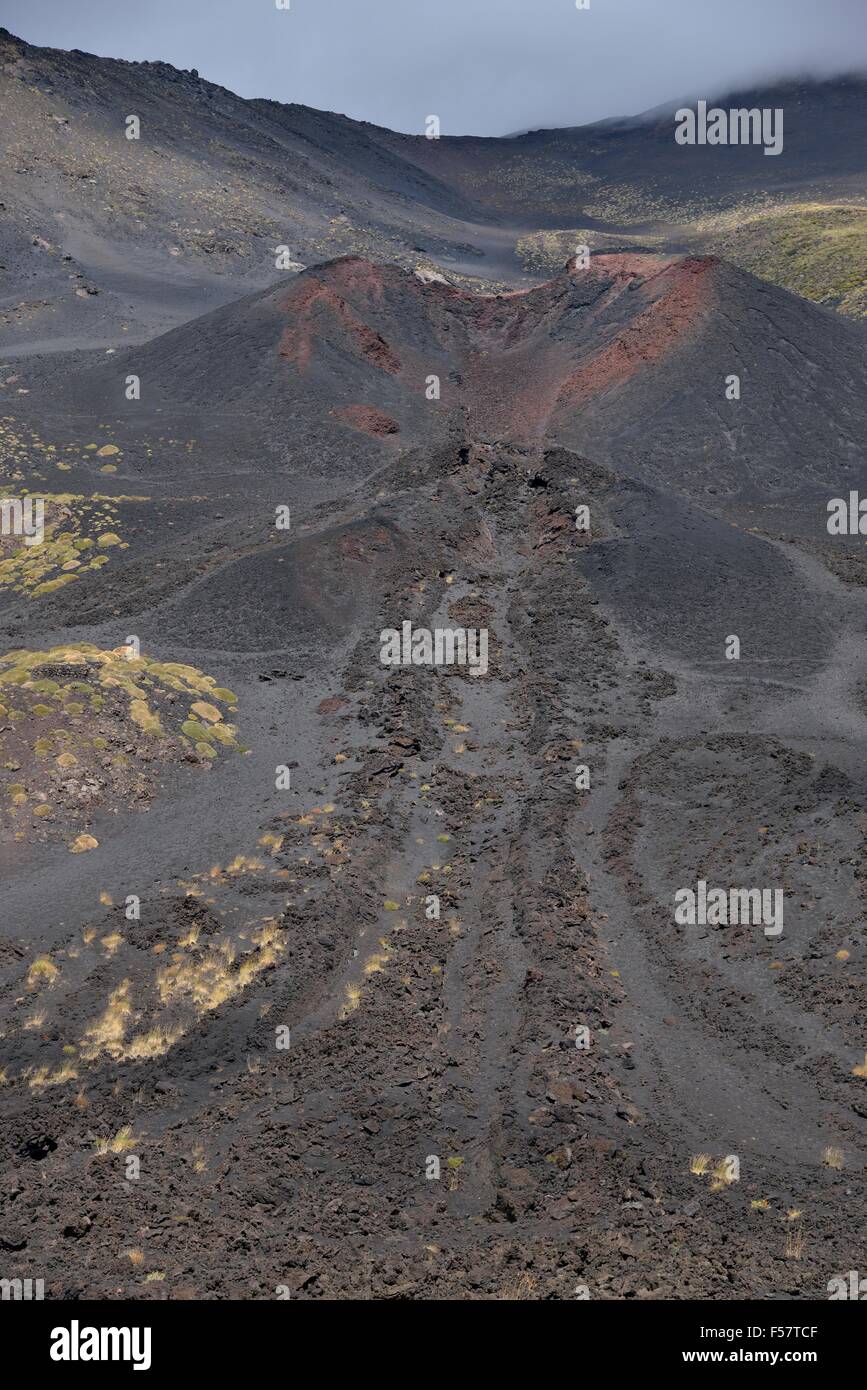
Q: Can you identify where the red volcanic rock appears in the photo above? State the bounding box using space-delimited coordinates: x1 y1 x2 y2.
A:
103 250 867 505
568 251 675 281
556 255 717 405
336 404 400 436
275 253 716 444
317 696 350 715
279 261 401 374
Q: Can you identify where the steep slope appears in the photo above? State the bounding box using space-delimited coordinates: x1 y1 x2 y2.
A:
2 24 866 353
23 251 866 521
0 27 498 352
1 430 865 1300
391 78 867 223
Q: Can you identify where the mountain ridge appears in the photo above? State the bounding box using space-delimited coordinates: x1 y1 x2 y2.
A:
3 26 867 353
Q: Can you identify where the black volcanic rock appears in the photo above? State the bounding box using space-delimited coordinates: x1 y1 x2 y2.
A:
40 251 867 512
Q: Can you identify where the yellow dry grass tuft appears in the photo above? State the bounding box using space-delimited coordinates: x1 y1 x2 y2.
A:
26 955 58 987
95 1125 141 1155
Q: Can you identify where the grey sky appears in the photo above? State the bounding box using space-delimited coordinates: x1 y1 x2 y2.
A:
4 0 867 136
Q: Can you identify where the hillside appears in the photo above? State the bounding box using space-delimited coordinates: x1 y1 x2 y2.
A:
2 27 866 356
1 27 866 1304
